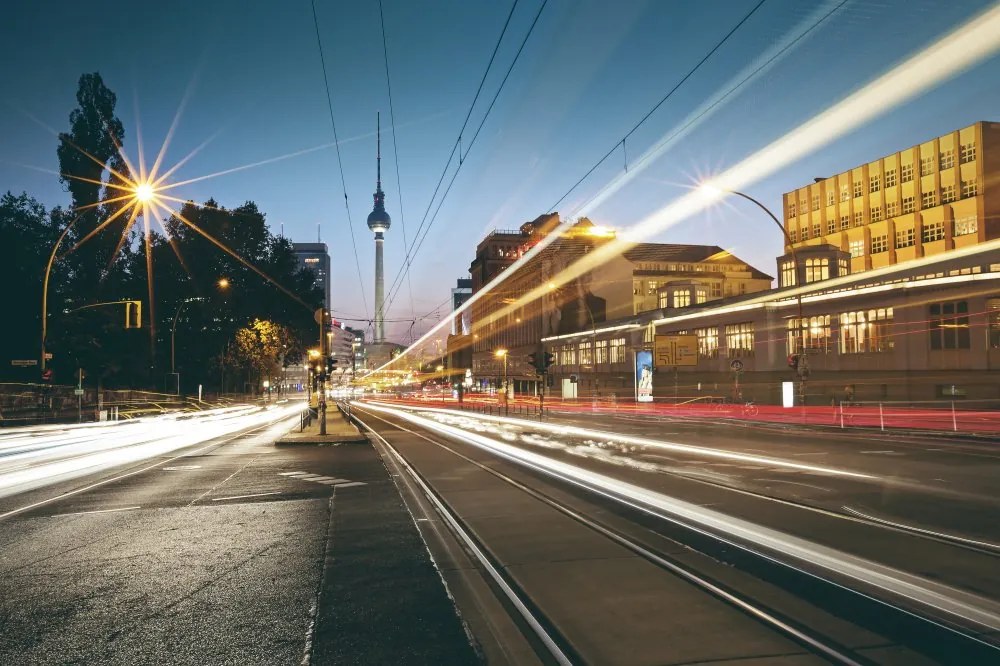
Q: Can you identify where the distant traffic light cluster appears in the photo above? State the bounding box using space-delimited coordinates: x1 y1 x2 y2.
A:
528 351 555 374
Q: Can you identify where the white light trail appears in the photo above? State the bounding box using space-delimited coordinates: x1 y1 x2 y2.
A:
361 402 1000 631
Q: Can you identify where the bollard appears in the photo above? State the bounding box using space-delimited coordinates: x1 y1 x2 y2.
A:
879 403 885 431
952 401 958 432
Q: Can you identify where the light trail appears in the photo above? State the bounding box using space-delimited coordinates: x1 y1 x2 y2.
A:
363 1 1000 378
360 401 1000 632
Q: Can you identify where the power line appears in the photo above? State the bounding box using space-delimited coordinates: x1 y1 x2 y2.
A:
547 0 769 213
385 0 548 311
377 0 415 320
310 0 370 319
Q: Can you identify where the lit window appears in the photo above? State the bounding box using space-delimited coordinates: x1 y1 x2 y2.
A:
885 169 897 187
725 322 754 358
578 341 593 365
658 291 669 309
595 339 608 364
902 196 915 214
886 201 898 217
648 281 658 295
954 216 978 236
895 228 915 248
849 239 864 258
961 179 978 198
929 301 969 350
869 175 880 193
840 309 894 353
853 181 863 198
853 212 864 227
960 142 977 163
780 260 796 287
939 149 954 170
805 257 829 283
871 206 883 222
840 215 850 231
921 190 937 208
673 292 690 308
922 220 945 243
788 316 832 355
901 163 913 182
871 235 888 253
609 338 626 364
920 155 935 176
695 327 719 358
941 184 956 203
696 289 707 304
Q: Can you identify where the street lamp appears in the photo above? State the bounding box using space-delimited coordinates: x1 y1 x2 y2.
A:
495 348 509 415
699 183 808 402
217 277 230 290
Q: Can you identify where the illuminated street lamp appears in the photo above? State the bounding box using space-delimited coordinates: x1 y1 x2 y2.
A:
217 277 230 290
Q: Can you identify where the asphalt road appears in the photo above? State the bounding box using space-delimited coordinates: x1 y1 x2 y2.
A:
0 405 475 665
352 399 1000 664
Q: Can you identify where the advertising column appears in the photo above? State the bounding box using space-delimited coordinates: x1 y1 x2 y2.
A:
635 350 653 403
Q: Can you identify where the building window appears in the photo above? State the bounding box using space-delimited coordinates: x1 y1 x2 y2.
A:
609 338 626 364
812 195 820 211
789 229 798 243
805 257 829 283
788 316 832 354
871 234 888 253
849 239 864 258
885 169 897 187
988 299 1000 348
827 219 836 235
840 308 894 353
853 181 863 198
673 292 690 308
578 341 593 365
869 175 880 193
961 179 978 198
658 291 669 309
695 288 707 304
920 155 935 176
725 322 754 358
886 200 898 217
960 142 977 163
922 220 945 243
901 163 913 182
929 301 970 350
711 283 722 298
633 281 641 296
801 226 809 240
941 184 956 203
954 215 978 236
560 345 577 366
902 196 915 214
939 149 954 170
840 215 850 231
871 206 883 222
595 339 608 364
780 260 796 287
788 201 797 217
826 191 835 206
853 212 864 227
840 185 849 202
921 190 937 208
695 327 719 359
812 223 821 238
648 281 658 295
895 227 915 248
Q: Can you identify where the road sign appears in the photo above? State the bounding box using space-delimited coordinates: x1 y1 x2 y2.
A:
654 335 697 367
729 359 744 372
73 388 84 396
44 353 53 360
11 359 38 366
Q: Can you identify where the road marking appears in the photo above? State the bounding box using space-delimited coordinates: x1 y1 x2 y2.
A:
210 492 281 502
295 474 323 480
791 452 828 457
162 465 202 470
316 478 351 485
53 506 141 517
332 481 366 488
756 479 832 492
842 506 1000 552
279 471 308 476
861 450 899 454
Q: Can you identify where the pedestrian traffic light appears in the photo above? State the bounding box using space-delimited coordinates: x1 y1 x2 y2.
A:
41 368 53 382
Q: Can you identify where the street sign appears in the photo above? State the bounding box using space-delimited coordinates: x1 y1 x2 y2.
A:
654 335 697 367
73 388 84 396
44 353 53 360
11 359 38 366
729 359 744 372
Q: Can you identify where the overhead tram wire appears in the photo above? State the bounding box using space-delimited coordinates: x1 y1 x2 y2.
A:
311 0 370 319
546 0 769 214
378 0 415 321
384 0 549 313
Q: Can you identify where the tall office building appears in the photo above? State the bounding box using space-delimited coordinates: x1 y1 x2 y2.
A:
366 113 391 343
292 242 331 312
451 277 472 335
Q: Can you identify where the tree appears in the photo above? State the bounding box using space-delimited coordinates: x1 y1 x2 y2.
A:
233 319 292 393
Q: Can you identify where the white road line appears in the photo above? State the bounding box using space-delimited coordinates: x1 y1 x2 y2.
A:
210 492 281 502
861 450 898 454
308 476 335 482
316 479 351 485
333 481 366 488
279 471 308 476
294 474 323 480
53 506 141 517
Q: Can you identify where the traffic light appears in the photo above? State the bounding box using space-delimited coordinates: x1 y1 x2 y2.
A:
787 353 799 370
326 356 339 374
529 351 556 374
543 352 554 370
528 352 539 372
41 368 53 382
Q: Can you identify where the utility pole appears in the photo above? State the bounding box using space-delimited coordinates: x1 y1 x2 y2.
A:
317 308 328 435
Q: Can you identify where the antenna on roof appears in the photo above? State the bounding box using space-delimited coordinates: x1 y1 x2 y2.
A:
317 222 321 242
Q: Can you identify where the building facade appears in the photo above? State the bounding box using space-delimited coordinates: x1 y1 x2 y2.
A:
292 242 331 312
782 121 1000 284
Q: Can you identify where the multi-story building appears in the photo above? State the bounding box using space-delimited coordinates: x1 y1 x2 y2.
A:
781 121 1000 285
467 214 771 394
292 242 331 312
451 277 472 335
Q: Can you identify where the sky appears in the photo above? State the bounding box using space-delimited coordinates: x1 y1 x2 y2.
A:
3 0 1000 343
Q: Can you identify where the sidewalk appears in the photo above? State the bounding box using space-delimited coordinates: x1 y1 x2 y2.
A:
276 404 366 445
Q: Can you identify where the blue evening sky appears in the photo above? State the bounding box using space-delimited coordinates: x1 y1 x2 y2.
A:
2 0 998 341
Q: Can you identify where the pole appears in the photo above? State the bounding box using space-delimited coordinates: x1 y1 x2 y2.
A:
77 367 83 423
319 311 327 436
41 217 80 373
503 353 509 417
